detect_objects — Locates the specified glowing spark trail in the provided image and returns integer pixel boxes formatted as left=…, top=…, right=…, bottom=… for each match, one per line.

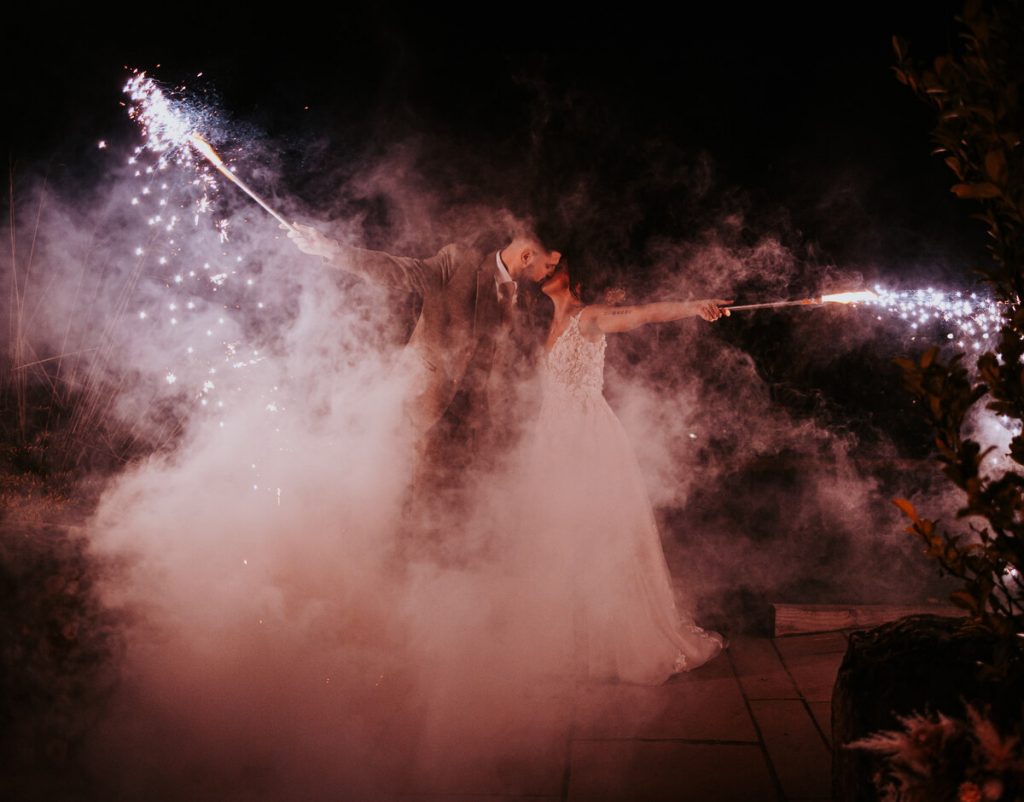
left=822, top=291, right=879, bottom=304
left=864, top=286, right=1004, bottom=352
left=124, top=71, right=295, bottom=232
left=124, top=72, right=197, bottom=157
left=726, top=286, right=1004, bottom=352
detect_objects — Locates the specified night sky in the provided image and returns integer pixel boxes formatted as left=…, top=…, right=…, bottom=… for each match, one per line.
left=5, top=1, right=986, bottom=276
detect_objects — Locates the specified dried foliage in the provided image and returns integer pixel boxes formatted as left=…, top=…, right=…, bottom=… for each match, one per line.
left=849, top=704, right=1024, bottom=802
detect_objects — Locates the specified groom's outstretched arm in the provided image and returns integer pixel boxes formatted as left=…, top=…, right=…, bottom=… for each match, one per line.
left=286, top=222, right=455, bottom=295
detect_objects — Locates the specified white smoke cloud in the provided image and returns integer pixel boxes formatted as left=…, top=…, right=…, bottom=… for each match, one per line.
left=2, top=110, right=969, bottom=799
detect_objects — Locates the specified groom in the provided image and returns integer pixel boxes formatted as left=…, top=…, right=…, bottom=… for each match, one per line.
left=285, top=220, right=562, bottom=483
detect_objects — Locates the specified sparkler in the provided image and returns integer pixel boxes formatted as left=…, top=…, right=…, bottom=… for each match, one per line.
left=124, top=71, right=295, bottom=232
left=189, top=133, right=295, bottom=232
left=117, top=70, right=281, bottom=455
left=117, top=69, right=1014, bottom=517
left=725, top=291, right=880, bottom=312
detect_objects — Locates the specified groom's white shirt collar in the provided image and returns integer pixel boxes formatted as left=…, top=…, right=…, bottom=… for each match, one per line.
left=495, top=250, right=514, bottom=287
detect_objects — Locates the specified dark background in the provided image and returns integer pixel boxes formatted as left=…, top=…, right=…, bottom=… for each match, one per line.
left=4, top=1, right=985, bottom=269
left=2, top=1, right=995, bottom=458
left=0, top=8, right=1004, bottom=791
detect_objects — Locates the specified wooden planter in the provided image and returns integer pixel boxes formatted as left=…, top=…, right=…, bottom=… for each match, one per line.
left=831, top=614, right=1021, bottom=801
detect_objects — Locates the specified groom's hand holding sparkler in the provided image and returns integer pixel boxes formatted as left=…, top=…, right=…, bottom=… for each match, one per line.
left=283, top=222, right=341, bottom=261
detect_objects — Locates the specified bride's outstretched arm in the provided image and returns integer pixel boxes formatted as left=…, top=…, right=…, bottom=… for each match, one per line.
left=581, top=299, right=732, bottom=335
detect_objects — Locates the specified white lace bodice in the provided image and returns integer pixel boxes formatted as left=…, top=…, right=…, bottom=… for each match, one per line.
left=543, top=310, right=607, bottom=406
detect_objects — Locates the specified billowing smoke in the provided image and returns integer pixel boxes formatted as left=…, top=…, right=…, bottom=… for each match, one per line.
left=2, top=89, right=968, bottom=799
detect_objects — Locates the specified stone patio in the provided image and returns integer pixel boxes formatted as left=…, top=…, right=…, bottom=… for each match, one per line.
left=391, top=630, right=850, bottom=801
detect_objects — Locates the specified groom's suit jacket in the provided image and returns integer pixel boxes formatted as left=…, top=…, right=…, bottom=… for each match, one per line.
left=323, top=240, right=523, bottom=443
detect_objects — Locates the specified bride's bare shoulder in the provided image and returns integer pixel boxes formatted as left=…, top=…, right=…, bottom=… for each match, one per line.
left=578, top=305, right=607, bottom=340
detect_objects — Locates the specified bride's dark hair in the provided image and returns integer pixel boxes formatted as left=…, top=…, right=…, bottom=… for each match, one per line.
left=565, top=255, right=626, bottom=306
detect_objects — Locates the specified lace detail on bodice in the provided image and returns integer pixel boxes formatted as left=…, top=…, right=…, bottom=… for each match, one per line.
left=543, top=311, right=606, bottom=405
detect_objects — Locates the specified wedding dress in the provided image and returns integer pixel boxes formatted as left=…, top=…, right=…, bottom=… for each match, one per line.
left=515, top=309, right=725, bottom=684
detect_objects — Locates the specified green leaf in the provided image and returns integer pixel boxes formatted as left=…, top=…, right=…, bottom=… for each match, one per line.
left=965, top=105, right=996, bottom=124
left=935, top=437, right=957, bottom=461
left=984, top=149, right=1008, bottom=184
left=893, top=497, right=920, bottom=523
left=950, top=590, right=979, bottom=612
left=952, top=183, right=1002, bottom=199
left=892, top=35, right=906, bottom=61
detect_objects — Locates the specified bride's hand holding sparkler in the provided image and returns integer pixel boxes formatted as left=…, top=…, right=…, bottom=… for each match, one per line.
left=283, top=222, right=341, bottom=260
left=695, top=299, right=731, bottom=322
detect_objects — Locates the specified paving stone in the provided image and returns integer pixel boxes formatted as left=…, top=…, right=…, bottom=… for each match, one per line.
left=780, top=651, right=845, bottom=703
left=404, top=736, right=568, bottom=797
left=750, top=699, right=831, bottom=800
left=568, top=740, right=777, bottom=802
left=574, top=669, right=758, bottom=742
left=389, top=636, right=833, bottom=800
left=400, top=684, right=571, bottom=797
left=774, top=631, right=849, bottom=658
left=729, top=635, right=799, bottom=700
left=391, top=797, right=563, bottom=801
left=809, top=700, right=832, bottom=747
left=684, top=651, right=737, bottom=680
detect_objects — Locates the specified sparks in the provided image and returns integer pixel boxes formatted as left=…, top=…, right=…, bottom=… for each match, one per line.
left=864, top=286, right=1004, bottom=352
left=124, top=71, right=205, bottom=159
left=116, top=69, right=299, bottom=477
left=727, top=285, right=1003, bottom=352
left=820, top=291, right=880, bottom=304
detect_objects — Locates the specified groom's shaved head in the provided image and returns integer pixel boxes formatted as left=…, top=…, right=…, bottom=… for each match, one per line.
left=501, top=237, right=563, bottom=284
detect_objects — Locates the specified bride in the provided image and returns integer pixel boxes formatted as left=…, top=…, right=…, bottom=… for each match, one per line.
left=515, top=257, right=731, bottom=685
